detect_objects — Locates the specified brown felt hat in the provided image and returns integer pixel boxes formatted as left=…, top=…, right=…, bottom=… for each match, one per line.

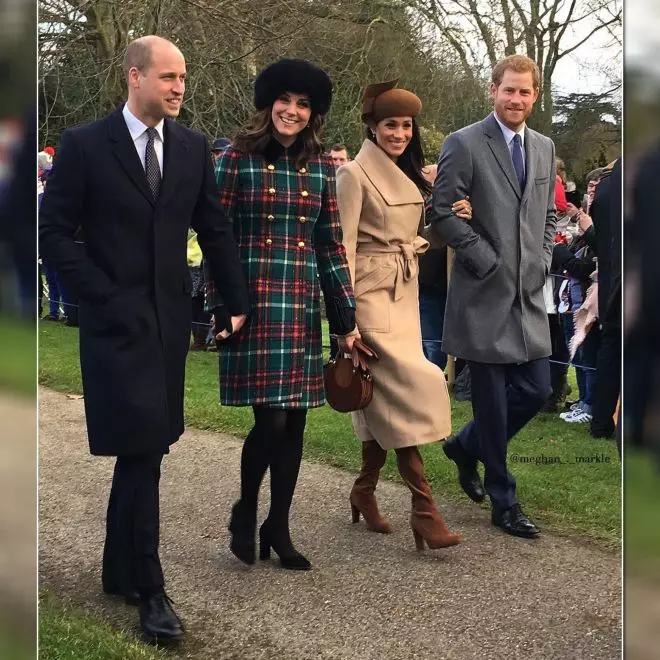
left=361, top=79, right=422, bottom=124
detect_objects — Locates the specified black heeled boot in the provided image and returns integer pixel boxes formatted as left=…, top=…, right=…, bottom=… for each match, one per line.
left=260, top=410, right=311, bottom=570
left=228, top=500, right=256, bottom=565
left=259, top=520, right=311, bottom=570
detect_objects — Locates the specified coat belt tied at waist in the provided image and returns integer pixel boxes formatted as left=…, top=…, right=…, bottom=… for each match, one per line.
left=358, top=236, right=429, bottom=300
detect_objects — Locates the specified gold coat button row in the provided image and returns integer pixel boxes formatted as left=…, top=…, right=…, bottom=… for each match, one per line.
left=268, top=187, right=276, bottom=194
left=267, top=214, right=275, bottom=221
left=300, top=190, right=309, bottom=197
left=265, top=238, right=273, bottom=245
left=299, top=216, right=306, bottom=223
left=299, top=168, right=306, bottom=174
left=267, top=164, right=275, bottom=170
left=298, top=241, right=305, bottom=248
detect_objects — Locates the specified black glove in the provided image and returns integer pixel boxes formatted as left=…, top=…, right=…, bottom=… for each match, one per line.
left=326, top=296, right=356, bottom=336
left=212, top=306, right=233, bottom=336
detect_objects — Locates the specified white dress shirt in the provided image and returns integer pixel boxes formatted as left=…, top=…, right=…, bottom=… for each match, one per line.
left=494, top=112, right=526, bottom=173
left=122, top=103, right=164, bottom=175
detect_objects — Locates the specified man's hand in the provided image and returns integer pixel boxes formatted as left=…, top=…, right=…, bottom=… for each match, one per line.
left=577, top=212, right=593, bottom=233
left=566, top=201, right=581, bottom=218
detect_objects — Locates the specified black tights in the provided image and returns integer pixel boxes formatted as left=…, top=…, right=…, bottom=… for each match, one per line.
left=239, top=406, right=307, bottom=546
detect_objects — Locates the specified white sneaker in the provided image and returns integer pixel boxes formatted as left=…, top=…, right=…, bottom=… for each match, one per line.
left=560, top=406, right=582, bottom=420
left=564, top=410, right=593, bottom=424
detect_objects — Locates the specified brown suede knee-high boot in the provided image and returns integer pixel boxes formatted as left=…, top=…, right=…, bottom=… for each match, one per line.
left=349, top=441, right=392, bottom=534
left=395, top=446, right=461, bottom=551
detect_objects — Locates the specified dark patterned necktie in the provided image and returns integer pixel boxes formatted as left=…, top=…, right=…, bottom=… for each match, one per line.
left=144, top=127, right=161, bottom=199
left=512, top=133, right=525, bottom=190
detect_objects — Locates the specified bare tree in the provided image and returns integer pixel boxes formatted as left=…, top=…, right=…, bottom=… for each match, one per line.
left=404, top=0, right=622, bottom=134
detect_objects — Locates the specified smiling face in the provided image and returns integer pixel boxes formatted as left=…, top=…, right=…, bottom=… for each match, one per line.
left=373, top=116, right=413, bottom=160
left=271, top=92, right=312, bottom=146
left=330, top=148, right=349, bottom=168
left=490, top=69, right=538, bottom=131
left=127, top=40, right=186, bottom=126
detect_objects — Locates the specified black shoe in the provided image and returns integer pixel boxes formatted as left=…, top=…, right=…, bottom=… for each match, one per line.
left=259, top=522, right=311, bottom=571
left=139, top=591, right=184, bottom=641
left=228, top=501, right=256, bottom=565
left=442, top=436, right=485, bottom=503
left=590, top=424, right=614, bottom=439
left=491, top=504, right=540, bottom=538
left=103, top=584, right=140, bottom=606
left=540, top=400, right=559, bottom=414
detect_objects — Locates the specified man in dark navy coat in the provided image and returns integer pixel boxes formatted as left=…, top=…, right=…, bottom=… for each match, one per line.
left=39, top=35, right=249, bottom=640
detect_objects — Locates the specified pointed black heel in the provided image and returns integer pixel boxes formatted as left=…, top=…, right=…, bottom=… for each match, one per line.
left=258, top=523, right=311, bottom=571
left=228, top=501, right=256, bottom=565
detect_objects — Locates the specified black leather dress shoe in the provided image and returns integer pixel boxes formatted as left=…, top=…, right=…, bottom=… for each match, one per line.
left=442, top=436, right=486, bottom=503
left=139, top=592, right=184, bottom=641
left=102, top=584, right=140, bottom=606
left=491, top=504, right=540, bottom=538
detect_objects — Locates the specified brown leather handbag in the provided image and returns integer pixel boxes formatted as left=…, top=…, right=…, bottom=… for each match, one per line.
left=323, top=339, right=379, bottom=413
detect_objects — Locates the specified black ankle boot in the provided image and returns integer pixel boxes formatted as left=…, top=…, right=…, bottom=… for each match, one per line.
left=259, top=521, right=311, bottom=571
left=228, top=501, right=256, bottom=565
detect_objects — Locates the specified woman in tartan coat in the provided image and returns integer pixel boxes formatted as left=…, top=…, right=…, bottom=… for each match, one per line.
left=206, top=59, right=360, bottom=571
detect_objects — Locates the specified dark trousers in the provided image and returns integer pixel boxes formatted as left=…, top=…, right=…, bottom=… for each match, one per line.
left=419, top=287, right=448, bottom=370
left=457, top=359, right=551, bottom=509
left=548, top=313, right=569, bottom=404
left=191, top=294, right=210, bottom=343
left=43, top=261, right=62, bottom=318
left=102, top=453, right=165, bottom=596
left=591, top=320, right=621, bottom=438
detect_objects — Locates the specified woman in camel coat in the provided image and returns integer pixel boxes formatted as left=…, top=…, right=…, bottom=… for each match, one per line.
left=336, top=80, right=470, bottom=551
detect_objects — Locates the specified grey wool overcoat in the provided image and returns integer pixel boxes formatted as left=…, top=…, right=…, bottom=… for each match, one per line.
left=431, top=112, right=557, bottom=364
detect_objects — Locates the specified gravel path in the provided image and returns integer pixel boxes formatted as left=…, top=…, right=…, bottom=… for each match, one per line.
left=39, top=387, right=621, bottom=659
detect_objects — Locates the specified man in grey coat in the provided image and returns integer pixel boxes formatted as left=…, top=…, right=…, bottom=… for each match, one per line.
left=432, top=55, right=556, bottom=538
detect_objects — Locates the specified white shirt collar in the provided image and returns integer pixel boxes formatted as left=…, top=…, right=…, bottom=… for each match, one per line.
left=122, top=103, right=165, bottom=142
left=493, top=112, right=525, bottom=147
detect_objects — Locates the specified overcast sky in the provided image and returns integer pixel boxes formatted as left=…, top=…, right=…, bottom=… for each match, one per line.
left=552, top=9, right=622, bottom=96
left=626, top=0, right=660, bottom=77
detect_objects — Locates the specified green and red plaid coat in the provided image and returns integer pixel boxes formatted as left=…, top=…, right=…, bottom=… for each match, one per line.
left=207, top=141, right=356, bottom=408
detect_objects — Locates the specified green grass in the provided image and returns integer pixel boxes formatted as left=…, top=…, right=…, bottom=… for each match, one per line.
left=625, top=449, right=660, bottom=578
left=0, top=317, right=36, bottom=395
left=39, top=591, right=167, bottom=660
left=39, top=320, right=621, bottom=548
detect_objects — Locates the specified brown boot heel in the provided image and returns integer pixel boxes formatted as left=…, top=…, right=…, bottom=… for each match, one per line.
left=349, top=492, right=392, bottom=534
left=410, top=512, right=461, bottom=550
left=412, top=528, right=425, bottom=552
left=351, top=503, right=360, bottom=524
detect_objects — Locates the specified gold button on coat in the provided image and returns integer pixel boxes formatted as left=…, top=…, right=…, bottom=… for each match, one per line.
left=298, top=241, right=305, bottom=248
left=267, top=164, right=275, bottom=171
left=268, top=187, right=276, bottom=194
left=299, top=216, right=306, bottom=223
left=301, top=190, right=308, bottom=197
left=266, top=238, right=273, bottom=245
left=299, top=168, right=306, bottom=174
left=267, top=214, right=274, bottom=221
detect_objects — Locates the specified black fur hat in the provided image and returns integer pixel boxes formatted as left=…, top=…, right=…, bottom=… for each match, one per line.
left=254, top=59, right=333, bottom=116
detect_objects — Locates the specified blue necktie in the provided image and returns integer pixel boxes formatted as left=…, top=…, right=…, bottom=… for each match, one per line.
left=512, top=133, right=525, bottom=190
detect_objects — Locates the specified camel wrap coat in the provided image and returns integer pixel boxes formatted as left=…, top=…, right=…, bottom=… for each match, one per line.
left=336, top=139, right=451, bottom=450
